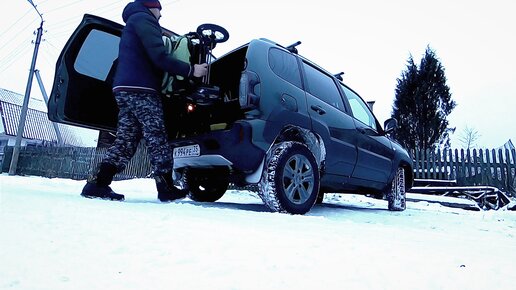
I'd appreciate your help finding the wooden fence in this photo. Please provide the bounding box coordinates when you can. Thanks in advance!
[1,144,152,181]
[2,146,515,197]
[412,148,516,196]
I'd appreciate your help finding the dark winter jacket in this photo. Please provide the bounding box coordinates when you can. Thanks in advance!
[113,1,191,93]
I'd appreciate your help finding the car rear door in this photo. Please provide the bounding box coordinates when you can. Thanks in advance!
[340,84,394,184]
[301,61,357,177]
[48,14,122,131]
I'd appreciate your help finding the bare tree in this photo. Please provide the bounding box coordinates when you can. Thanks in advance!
[458,126,481,149]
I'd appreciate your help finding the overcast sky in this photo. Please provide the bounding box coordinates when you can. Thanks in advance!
[1,0,514,148]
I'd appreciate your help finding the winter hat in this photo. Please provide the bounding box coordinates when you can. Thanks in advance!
[136,0,162,10]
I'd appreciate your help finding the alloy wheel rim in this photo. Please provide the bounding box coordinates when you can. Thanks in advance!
[282,154,315,204]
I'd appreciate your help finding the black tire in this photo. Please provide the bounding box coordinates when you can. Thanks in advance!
[185,167,229,202]
[259,142,320,214]
[387,167,406,211]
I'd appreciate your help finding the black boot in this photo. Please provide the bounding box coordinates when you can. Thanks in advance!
[155,172,188,202]
[81,163,124,201]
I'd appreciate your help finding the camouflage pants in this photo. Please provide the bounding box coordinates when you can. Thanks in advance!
[102,91,172,176]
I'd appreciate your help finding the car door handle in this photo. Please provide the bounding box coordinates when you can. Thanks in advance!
[357,127,377,136]
[310,105,326,115]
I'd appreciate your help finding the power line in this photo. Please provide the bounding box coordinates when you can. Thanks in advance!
[0,22,39,72]
[42,0,179,44]
[42,0,124,47]
[0,17,39,53]
[87,0,124,17]
[38,46,56,69]
[0,9,33,39]
[42,38,61,53]
[45,0,123,28]
[43,0,85,14]
[0,40,32,72]
[35,0,52,6]
[1,0,181,85]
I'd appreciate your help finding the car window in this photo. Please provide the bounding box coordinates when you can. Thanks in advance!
[74,29,119,81]
[268,48,302,89]
[341,84,378,130]
[302,63,345,110]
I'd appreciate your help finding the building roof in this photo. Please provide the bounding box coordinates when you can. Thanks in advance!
[0,87,48,111]
[0,88,88,146]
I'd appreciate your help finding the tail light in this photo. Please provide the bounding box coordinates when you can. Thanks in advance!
[186,103,196,113]
[239,71,261,109]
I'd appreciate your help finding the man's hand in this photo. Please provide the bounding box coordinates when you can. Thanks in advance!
[193,63,208,77]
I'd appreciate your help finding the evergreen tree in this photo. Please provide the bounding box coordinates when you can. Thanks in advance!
[392,46,456,151]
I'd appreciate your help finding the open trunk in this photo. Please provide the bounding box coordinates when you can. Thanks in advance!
[48,14,247,141]
[162,45,248,140]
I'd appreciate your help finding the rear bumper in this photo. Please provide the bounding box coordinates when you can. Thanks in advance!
[174,155,232,168]
[170,121,265,173]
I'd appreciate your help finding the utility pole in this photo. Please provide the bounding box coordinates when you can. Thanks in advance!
[9,1,44,175]
[35,69,63,145]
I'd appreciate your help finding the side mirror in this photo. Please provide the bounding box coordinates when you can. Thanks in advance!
[384,118,398,134]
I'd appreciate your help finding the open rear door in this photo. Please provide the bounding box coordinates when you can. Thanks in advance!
[48,14,122,131]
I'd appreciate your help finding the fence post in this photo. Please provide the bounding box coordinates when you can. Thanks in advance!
[460,149,466,183]
[486,149,493,185]
[443,149,449,179]
[492,149,499,188]
[504,149,513,195]
[428,149,436,179]
[448,149,453,180]
[453,149,459,181]
[414,148,420,179]
[498,149,506,191]
[465,149,472,180]
[479,149,486,185]
[436,149,441,179]
[511,149,516,196]
[423,148,429,179]
[473,149,482,185]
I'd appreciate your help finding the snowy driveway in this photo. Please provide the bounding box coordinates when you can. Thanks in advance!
[1,175,515,290]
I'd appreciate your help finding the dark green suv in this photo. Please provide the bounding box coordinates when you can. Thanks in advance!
[49,14,413,214]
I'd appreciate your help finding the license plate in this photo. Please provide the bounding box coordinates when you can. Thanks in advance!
[173,144,200,158]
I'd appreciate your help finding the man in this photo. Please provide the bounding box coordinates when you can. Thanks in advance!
[81,0,208,202]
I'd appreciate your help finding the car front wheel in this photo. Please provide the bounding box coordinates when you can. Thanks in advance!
[387,167,406,211]
[259,142,320,214]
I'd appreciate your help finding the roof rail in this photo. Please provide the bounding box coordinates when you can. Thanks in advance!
[285,41,301,53]
[334,72,345,81]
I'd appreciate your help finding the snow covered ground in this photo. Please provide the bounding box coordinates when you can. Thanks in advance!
[1,174,515,290]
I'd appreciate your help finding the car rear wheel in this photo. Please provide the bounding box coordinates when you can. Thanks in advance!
[387,167,406,211]
[259,142,320,214]
[185,167,229,202]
